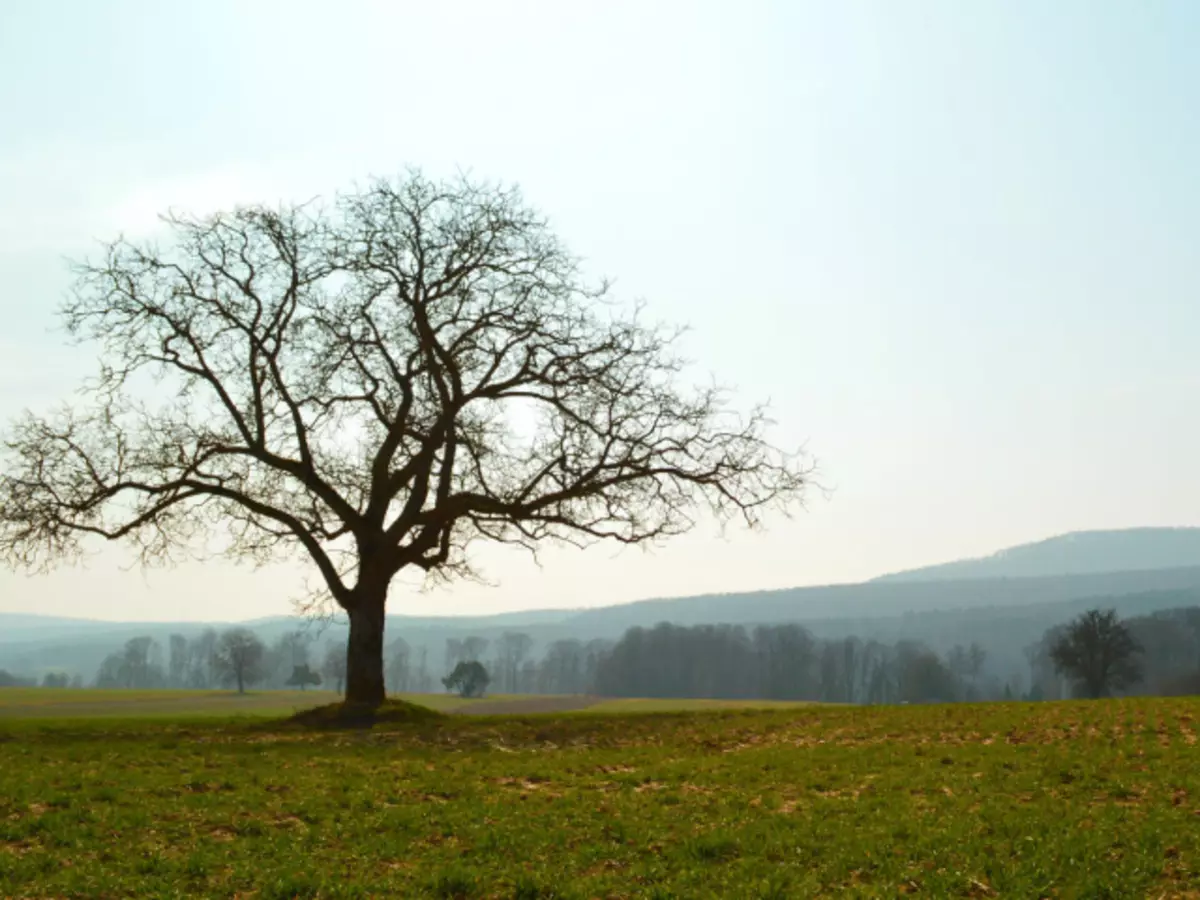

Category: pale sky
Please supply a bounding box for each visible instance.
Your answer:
[2,1,1199,622]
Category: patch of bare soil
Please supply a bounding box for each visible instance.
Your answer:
[450,696,604,716]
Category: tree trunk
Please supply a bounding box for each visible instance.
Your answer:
[345,580,388,707]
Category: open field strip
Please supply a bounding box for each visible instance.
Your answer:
[0,696,1197,897]
[0,689,816,720]
[0,689,528,719]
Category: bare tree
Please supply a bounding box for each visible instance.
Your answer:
[967,642,987,684]
[167,633,188,687]
[496,631,533,693]
[212,628,267,694]
[1049,609,1143,699]
[322,642,348,696]
[0,171,810,706]
[444,638,465,676]
[385,636,412,693]
[461,636,489,664]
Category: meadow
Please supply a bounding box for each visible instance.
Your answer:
[0,690,1197,898]
[0,688,488,719]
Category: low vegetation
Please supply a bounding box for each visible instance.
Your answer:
[1,694,1197,897]
[0,689,482,719]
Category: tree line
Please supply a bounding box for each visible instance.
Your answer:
[81,629,613,697]
[1025,606,1200,700]
[592,623,991,703]
[90,629,373,694]
[0,669,82,688]
[75,624,996,703]
[20,603,1196,704]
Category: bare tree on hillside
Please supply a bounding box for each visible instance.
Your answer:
[0,171,810,706]
[212,628,267,694]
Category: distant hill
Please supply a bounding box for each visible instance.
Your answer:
[873,528,1200,583]
[560,564,1200,630]
[7,526,1200,683]
[0,613,174,642]
[6,563,1200,682]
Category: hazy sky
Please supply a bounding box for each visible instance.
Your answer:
[2,1,1199,622]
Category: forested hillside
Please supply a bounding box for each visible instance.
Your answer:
[4,530,1200,697]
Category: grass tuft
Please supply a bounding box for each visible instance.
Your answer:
[430,868,479,899]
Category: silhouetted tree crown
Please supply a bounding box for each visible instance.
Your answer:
[1049,609,1142,699]
[443,660,490,698]
[285,664,322,690]
[0,171,810,706]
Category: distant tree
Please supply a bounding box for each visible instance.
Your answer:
[1006,671,1025,700]
[94,653,124,688]
[540,639,587,694]
[443,660,490,698]
[0,670,34,688]
[894,642,959,703]
[582,638,613,694]
[186,629,219,689]
[415,646,432,693]
[123,636,157,686]
[1049,609,1143,699]
[444,638,465,677]
[271,630,314,688]
[285,664,322,691]
[41,672,69,688]
[947,644,970,681]
[1125,610,1200,694]
[276,631,312,667]
[495,632,533,694]
[1024,628,1068,701]
[967,642,986,680]
[95,636,167,688]
[752,623,818,700]
[518,658,538,694]
[385,637,412,694]
[212,628,267,694]
[69,674,83,689]
[322,642,348,696]
[167,634,188,687]
[462,636,490,663]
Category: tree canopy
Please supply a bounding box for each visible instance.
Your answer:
[212,628,267,694]
[443,660,491,699]
[0,171,810,705]
[1049,609,1143,699]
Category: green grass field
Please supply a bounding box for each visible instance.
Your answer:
[584,697,820,714]
[1,692,1197,898]
[0,688,526,719]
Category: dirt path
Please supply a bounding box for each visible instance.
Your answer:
[448,696,603,716]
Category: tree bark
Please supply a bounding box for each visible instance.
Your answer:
[345,579,388,707]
